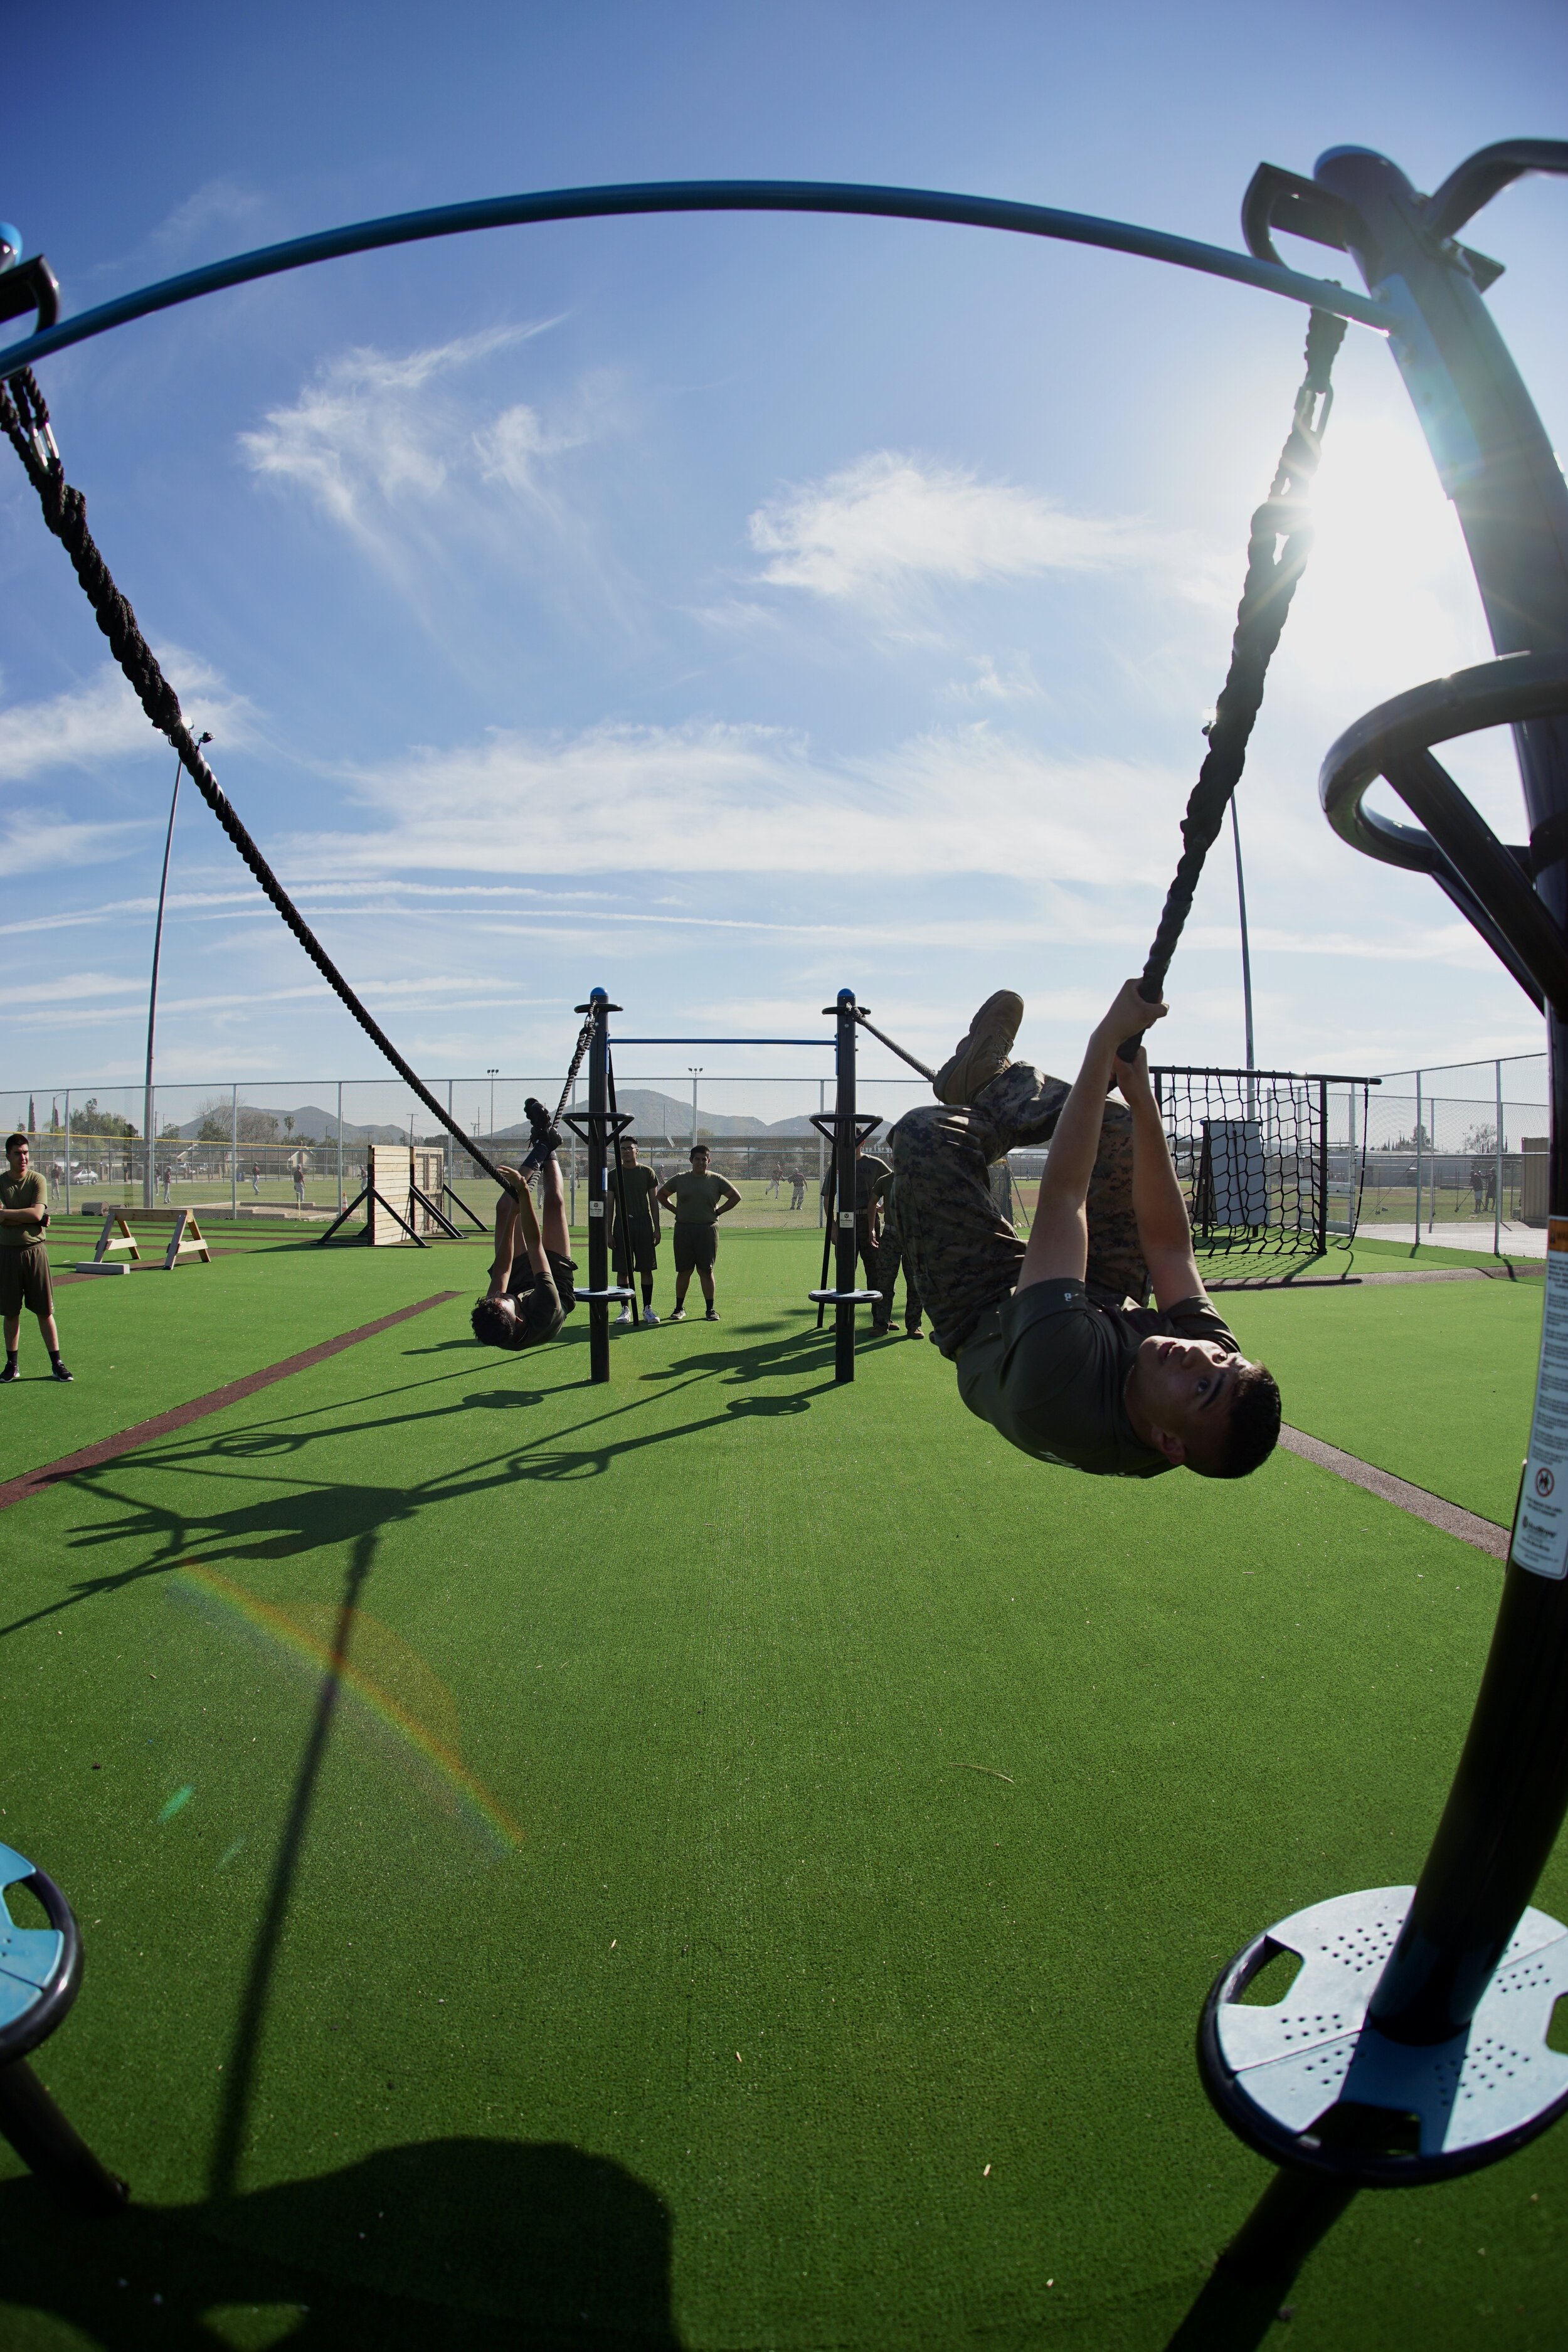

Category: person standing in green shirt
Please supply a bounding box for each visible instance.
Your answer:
[1,1133,72,1382]
[610,1138,662,1326]
[656,1145,741,1322]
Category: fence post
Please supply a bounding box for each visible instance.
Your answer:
[1495,1060,1504,1259]
[63,1093,70,1215]
[1414,1070,1422,1251]
[230,1084,238,1220]
[1316,1078,1329,1258]
[336,1080,344,1214]
[817,1079,826,1227]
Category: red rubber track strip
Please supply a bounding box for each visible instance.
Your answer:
[0,1291,459,1511]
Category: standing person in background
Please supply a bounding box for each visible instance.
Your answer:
[610,1138,662,1326]
[0,1135,71,1384]
[789,1168,805,1210]
[657,1145,741,1322]
[251,1164,261,1197]
[823,1132,891,1312]
[290,1149,308,1209]
[871,1163,924,1339]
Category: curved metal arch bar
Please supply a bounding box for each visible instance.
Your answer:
[0,177,1388,378]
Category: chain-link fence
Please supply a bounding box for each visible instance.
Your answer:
[1359,1052,1549,1251]
[2,1068,931,1232]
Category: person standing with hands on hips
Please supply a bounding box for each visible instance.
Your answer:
[1,1133,72,1383]
[657,1144,741,1322]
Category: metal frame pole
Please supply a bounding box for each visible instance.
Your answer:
[586,990,612,1385]
[832,989,858,1385]
[63,1092,69,1216]
[1311,142,1568,2053]
[1414,1071,1422,1249]
[231,1084,238,1221]
[337,1080,344,1214]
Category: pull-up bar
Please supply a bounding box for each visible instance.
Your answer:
[0,176,1388,381]
[612,1036,833,1047]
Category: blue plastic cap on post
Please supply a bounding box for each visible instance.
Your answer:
[0,225,22,272]
[590,986,608,1002]
[837,988,854,1006]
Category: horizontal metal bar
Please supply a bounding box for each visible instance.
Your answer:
[0,177,1389,378]
[611,1044,832,1054]
[1152,1065,1380,1084]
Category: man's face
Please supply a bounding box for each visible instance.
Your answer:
[691,1151,709,1172]
[620,1143,638,1167]
[1134,1334,1242,1462]
[7,1140,28,1182]
[486,1293,520,1327]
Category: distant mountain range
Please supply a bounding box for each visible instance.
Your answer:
[169,1084,909,1152]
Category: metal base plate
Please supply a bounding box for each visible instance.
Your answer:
[1200,1885,1568,2184]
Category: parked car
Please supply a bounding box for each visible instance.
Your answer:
[70,1167,100,1183]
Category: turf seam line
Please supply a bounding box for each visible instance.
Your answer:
[0,1291,460,1511]
[1279,1424,1509,1558]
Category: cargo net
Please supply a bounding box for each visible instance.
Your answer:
[1152,1066,1369,1278]
[1001,1067,1372,1281]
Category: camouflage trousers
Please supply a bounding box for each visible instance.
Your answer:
[887,1062,1146,1357]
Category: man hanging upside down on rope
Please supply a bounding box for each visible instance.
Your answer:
[889,985,1280,1479]
[470,1100,580,1353]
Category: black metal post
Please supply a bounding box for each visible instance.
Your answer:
[584,989,613,1385]
[832,989,857,1384]
[1308,147,1568,2050]
[605,1046,640,1325]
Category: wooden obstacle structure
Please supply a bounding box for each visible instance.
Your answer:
[77,1207,211,1273]
[318,1143,485,1249]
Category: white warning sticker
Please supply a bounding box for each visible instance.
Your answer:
[1510,1216,1568,1580]
[839,1212,856,1231]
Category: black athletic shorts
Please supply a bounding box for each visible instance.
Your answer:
[613,1219,659,1276]
[672,1224,718,1275]
[507,1248,578,1315]
[0,1242,52,1319]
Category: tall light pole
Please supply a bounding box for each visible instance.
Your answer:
[487,1067,499,1147]
[689,1066,702,1152]
[144,733,211,1205]
[1231,797,1256,1115]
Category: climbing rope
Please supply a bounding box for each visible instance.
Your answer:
[551,1015,595,1129]
[0,365,509,1188]
[1126,306,1346,1040]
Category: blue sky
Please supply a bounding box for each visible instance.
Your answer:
[3,0,1565,1128]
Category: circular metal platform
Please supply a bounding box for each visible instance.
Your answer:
[1199,1884,1568,2184]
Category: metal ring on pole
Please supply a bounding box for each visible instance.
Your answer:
[1319,650,1568,1010]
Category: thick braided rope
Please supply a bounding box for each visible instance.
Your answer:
[551,1017,595,1128]
[1,366,511,1189]
[1136,308,1347,1010]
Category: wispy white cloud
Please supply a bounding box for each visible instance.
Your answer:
[282,716,1191,887]
[238,324,572,541]
[0,816,151,877]
[0,654,253,785]
[746,451,1180,606]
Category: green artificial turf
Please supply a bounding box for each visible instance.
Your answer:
[0,1230,1563,2349]
[1222,1274,1542,1526]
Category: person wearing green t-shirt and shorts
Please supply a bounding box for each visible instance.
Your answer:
[1,1133,72,1382]
[657,1145,741,1321]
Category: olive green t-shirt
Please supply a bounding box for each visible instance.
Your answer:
[955,1279,1239,1478]
[0,1168,46,1249]
[662,1172,730,1226]
[610,1165,660,1231]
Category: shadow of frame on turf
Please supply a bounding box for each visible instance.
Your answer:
[0,2136,684,2348]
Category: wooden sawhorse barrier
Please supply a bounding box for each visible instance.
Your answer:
[77,1207,212,1274]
